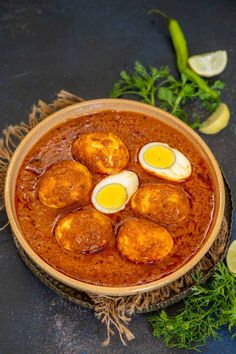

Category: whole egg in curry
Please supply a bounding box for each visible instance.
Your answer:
[16,110,215,287]
[55,208,113,254]
[38,160,92,208]
[131,184,190,225]
[72,131,129,174]
[117,218,174,263]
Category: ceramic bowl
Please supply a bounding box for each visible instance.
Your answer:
[4,99,225,295]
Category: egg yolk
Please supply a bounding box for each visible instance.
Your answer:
[143,145,176,169]
[95,183,127,210]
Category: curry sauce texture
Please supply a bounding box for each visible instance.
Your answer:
[15,110,215,286]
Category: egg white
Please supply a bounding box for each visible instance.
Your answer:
[91,170,139,214]
[138,142,192,181]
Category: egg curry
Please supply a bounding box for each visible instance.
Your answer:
[16,110,215,286]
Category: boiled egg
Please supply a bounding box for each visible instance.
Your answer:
[72,132,129,174]
[131,184,190,225]
[91,170,139,214]
[38,160,92,208]
[55,208,113,254]
[138,142,191,181]
[117,218,174,264]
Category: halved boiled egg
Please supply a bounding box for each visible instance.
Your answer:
[91,170,139,214]
[138,142,191,181]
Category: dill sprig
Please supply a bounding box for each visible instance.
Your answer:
[149,262,236,350]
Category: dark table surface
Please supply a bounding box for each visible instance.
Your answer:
[0,1,236,353]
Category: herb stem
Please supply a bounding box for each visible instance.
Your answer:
[150,86,156,106]
[171,90,184,115]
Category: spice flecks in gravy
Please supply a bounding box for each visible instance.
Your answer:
[15,110,214,286]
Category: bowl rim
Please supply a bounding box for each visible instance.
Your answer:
[4,98,225,296]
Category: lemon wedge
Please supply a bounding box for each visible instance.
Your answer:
[199,103,230,134]
[188,50,227,77]
[226,240,236,276]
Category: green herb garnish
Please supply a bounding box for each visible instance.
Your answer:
[110,61,224,128]
[110,61,169,106]
[149,262,236,350]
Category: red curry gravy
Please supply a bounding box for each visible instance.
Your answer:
[15,110,215,286]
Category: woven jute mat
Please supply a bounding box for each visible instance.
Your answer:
[0,91,233,345]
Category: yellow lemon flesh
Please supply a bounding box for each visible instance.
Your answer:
[199,103,230,135]
[95,183,127,210]
[226,240,236,276]
[188,50,227,78]
[143,145,176,169]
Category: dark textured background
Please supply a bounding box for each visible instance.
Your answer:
[0,1,235,353]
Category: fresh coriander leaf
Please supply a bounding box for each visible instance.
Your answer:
[120,70,131,82]
[158,87,175,106]
[134,61,149,78]
[211,80,225,91]
[110,62,224,128]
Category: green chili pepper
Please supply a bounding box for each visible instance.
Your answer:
[150,9,219,99]
[168,18,188,73]
[184,67,218,98]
